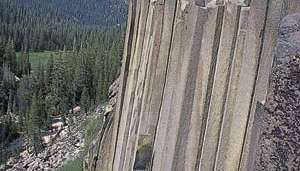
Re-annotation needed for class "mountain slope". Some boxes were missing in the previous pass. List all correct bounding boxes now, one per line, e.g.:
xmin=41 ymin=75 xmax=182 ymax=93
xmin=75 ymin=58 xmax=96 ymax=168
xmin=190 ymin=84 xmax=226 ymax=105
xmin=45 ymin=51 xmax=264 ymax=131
xmin=1 ymin=0 xmax=127 ymax=26
xmin=0 ymin=0 xmax=127 ymax=51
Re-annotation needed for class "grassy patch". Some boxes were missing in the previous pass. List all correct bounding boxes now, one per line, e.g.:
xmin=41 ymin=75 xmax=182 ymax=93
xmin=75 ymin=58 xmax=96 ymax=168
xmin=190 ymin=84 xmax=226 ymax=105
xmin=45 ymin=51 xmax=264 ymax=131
xmin=59 ymin=158 xmax=83 ymax=171
xmin=83 ymin=115 xmax=104 ymax=148
xmin=16 ymin=51 xmax=76 ymax=71
xmin=16 ymin=51 xmax=58 ymax=70
xmin=59 ymin=114 xmax=104 ymax=171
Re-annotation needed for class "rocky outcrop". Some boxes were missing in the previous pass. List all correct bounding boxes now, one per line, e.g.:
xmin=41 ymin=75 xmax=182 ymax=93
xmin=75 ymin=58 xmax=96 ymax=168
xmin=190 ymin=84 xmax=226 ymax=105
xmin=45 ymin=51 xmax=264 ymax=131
xmin=4 ymin=116 xmax=85 ymax=171
xmin=84 ymin=78 xmax=119 ymax=171
xmin=86 ymin=0 xmax=300 ymax=170
xmin=255 ymin=13 xmax=300 ymax=171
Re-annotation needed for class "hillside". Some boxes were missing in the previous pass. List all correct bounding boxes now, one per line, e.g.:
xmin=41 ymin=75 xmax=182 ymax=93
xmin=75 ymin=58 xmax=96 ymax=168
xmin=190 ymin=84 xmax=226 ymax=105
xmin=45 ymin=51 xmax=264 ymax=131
xmin=1 ymin=0 xmax=127 ymax=26
xmin=0 ymin=0 xmax=127 ymax=51
xmin=0 ymin=0 xmax=125 ymax=169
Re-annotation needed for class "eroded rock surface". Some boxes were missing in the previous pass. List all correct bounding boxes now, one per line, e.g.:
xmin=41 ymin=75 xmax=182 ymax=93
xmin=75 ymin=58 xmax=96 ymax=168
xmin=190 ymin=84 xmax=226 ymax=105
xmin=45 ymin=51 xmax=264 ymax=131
xmin=84 ymin=78 xmax=119 ymax=171
xmin=256 ymin=13 xmax=300 ymax=171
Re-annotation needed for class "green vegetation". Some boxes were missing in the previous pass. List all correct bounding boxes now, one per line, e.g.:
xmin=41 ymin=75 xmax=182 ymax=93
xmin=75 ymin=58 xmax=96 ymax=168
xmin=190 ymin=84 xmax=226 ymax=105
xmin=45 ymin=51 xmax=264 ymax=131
xmin=80 ymin=87 xmax=90 ymax=114
xmin=0 ymin=13 xmax=124 ymax=164
xmin=59 ymin=158 xmax=83 ymax=171
xmin=59 ymin=114 xmax=104 ymax=171
xmin=83 ymin=115 xmax=104 ymax=147
xmin=16 ymin=52 xmax=59 ymax=71
xmin=0 ymin=0 xmax=127 ymax=52
xmin=27 ymin=94 xmax=43 ymax=155
xmin=0 ymin=0 xmax=126 ymax=165
xmin=134 ymin=136 xmax=152 ymax=170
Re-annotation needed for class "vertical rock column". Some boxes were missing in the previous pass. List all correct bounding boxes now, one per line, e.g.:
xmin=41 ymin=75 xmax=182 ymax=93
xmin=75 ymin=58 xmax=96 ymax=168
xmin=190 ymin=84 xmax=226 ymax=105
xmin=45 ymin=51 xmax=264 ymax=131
xmin=214 ymin=5 xmax=250 ymax=171
xmin=108 ymin=0 xmax=138 ymax=170
xmin=92 ymin=0 xmax=300 ymax=171
xmin=142 ymin=0 xmax=177 ymax=146
xmin=198 ymin=2 xmax=241 ymax=170
xmin=113 ymin=0 xmax=141 ymax=170
xmin=135 ymin=0 xmax=178 ymax=169
xmin=121 ymin=0 xmax=150 ymax=170
xmin=185 ymin=5 xmax=223 ymax=171
xmin=151 ymin=1 xmax=209 ymax=170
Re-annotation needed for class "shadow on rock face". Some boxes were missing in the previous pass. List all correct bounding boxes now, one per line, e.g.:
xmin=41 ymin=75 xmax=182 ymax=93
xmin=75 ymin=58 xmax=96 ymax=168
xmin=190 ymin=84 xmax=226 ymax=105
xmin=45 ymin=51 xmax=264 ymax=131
xmin=133 ymin=136 xmax=153 ymax=170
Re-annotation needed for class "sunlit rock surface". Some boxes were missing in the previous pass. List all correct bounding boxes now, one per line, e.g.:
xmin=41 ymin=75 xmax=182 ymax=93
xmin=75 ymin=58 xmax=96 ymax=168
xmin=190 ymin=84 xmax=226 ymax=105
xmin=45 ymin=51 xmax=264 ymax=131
xmin=85 ymin=0 xmax=300 ymax=170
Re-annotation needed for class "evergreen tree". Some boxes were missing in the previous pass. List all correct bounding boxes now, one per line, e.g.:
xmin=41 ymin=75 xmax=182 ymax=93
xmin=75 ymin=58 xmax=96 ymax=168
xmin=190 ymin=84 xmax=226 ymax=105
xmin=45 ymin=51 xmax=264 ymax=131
xmin=0 ymin=40 xmax=6 ymax=65
xmin=17 ymin=49 xmax=31 ymax=76
xmin=0 ymin=1 xmax=126 ymax=162
xmin=27 ymin=94 xmax=42 ymax=155
xmin=80 ymin=87 xmax=90 ymax=113
xmin=46 ymin=54 xmax=54 ymax=91
xmin=17 ymin=75 xmax=34 ymax=131
xmin=3 ymin=40 xmax=17 ymax=73
xmin=0 ymin=0 xmax=127 ymax=52
xmin=48 ymin=53 xmax=68 ymax=124
xmin=35 ymin=64 xmax=48 ymax=128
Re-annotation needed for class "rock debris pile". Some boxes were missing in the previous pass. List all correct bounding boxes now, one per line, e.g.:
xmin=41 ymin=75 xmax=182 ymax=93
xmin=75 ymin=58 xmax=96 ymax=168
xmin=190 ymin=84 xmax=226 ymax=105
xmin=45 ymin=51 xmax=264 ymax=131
xmin=4 ymin=115 xmax=86 ymax=171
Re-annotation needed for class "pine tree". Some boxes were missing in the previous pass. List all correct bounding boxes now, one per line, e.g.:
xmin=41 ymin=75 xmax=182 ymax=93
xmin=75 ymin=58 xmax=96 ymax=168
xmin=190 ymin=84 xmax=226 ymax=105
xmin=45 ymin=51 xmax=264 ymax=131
xmin=48 ymin=52 xmax=68 ymax=124
xmin=0 ymin=39 xmax=6 ymax=65
xmin=3 ymin=39 xmax=17 ymax=73
xmin=34 ymin=64 xmax=48 ymax=128
xmin=17 ymin=49 xmax=31 ymax=76
xmin=27 ymin=94 xmax=42 ymax=155
xmin=65 ymin=51 xmax=78 ymax=113
xmin=46 ymin=54 xmax=54 ymax=92
xmin=80 ymin=87 xmax=90 ymax=113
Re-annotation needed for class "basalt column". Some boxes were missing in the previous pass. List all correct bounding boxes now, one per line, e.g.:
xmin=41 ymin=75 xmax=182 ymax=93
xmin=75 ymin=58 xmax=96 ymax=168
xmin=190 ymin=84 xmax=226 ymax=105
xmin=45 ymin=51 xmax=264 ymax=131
xmin=88 ymin=0 xmax=300 ymax=171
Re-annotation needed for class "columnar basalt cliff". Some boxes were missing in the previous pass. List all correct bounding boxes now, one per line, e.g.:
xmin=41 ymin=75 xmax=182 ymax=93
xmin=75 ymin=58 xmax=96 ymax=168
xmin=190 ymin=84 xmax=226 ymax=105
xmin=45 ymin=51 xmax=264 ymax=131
xmin=86 ymin=0 xmax=300 ymax=170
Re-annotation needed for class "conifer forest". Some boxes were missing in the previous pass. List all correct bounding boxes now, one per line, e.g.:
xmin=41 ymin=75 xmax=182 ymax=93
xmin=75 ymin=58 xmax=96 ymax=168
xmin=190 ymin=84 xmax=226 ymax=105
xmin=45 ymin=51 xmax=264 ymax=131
xmin=0 ymin=0 xmax=127 ymax=168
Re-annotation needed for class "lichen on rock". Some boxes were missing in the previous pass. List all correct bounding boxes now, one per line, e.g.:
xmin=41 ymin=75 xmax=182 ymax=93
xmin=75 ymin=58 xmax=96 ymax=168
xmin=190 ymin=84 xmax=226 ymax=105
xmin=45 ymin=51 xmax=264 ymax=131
xmin=256 ymin=13 xmax=300 ymax=171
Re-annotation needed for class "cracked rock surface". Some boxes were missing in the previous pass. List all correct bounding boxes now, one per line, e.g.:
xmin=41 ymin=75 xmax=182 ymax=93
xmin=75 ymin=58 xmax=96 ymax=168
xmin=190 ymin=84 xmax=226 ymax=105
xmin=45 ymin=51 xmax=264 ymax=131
xmin=256 ymin=13 xmax=300 ymax=171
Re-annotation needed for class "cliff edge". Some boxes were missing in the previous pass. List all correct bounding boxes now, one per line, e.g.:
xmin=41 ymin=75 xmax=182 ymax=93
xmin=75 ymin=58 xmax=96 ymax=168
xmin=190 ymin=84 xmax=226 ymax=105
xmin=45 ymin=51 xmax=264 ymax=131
xmin=86 ymin=0 xmax=300 ymax=170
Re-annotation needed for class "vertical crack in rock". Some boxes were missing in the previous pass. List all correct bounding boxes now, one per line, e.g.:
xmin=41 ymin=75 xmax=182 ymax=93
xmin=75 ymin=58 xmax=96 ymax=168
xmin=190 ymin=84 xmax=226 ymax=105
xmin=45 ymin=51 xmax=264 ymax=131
xmin=194 ymin=5 xmax=225 ymax=170
xmin=110 ymin=0 xmax=138 ymax=170
xmin=122 ymin=0 xmax=151 ymax=170
xmin=148 ymin=0 xmax=179 ymax=170
xmin=172 ymin=6 xmax=208 ymax=171
xmin=113 ymin=0 xmax=143 ymax=170
xmin=199 ymin=3 xmax=241 ymax=170
xmin=238 ymin=0 xmax=270 ymax=170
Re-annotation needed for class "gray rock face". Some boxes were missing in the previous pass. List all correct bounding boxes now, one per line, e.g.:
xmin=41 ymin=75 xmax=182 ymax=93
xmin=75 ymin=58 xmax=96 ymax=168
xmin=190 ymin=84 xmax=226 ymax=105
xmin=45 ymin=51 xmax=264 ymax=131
xmin=85 ymin=1 xmax=300 ymax=171
xmin=256 ymin=13 xmax=300 ymax=171
xmin=84 ymin=79 xmax=119 ymax=171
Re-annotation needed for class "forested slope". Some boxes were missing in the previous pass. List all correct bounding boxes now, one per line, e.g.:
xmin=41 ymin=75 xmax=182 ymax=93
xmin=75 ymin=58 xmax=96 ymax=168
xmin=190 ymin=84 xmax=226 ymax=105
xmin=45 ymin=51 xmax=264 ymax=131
xmin=0 ymin=0 xmax=127 ymax=51
xmin=0 ymin=0 xmax=126 ymax=166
